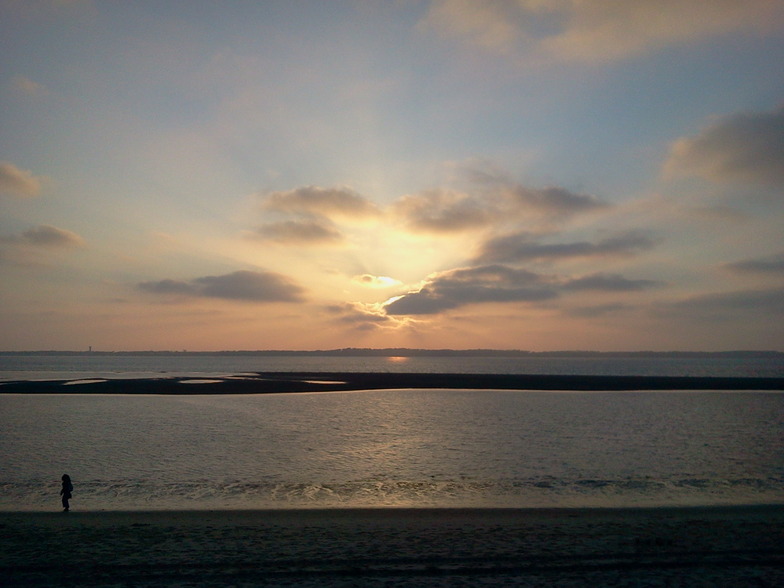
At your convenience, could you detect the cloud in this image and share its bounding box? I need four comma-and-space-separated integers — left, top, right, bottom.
325, 302, 392, 330
194, 271, 305, 301
724, 252, 784, 275
138, 270, 306, 302
384, 264, 557, 315
136, 278, 195, 296
562, 273, 662, 291
352, 274, 403, 288
250, 220, 345, 245
462, 161, 608, 215
567, 303, 633, 318
22, 225, 85, 247
421, 0, 784, 64
5, 0, 93, 14
0, 224, 85, 248
664, 106, 784, 186
474, 230, 656, 263
662, 287, 784, 318
0, 161, 43, 198
391, 177, 606, 235
12, 76, 47, 96
508, 185, 607, 216
382, 262, 661, 316
391, 188, 493, 233
260, 186, 380, 219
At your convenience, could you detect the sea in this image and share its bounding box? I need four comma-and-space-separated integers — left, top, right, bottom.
1, 353, 782, 511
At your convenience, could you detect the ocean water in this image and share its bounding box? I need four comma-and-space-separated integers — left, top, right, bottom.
1, 353, 783, 381
1, 389, 782, 511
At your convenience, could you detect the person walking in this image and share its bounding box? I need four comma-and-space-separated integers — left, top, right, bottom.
60, 474, 73, 511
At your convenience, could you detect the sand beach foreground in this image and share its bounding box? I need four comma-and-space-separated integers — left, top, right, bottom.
1, 506, 782, 586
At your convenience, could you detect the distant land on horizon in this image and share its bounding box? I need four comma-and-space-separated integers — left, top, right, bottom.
1, 349, 782, 358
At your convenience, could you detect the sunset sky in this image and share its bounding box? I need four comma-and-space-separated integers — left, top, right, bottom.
2, 1, 783, 352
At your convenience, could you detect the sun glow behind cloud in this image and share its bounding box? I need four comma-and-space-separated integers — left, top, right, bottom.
1, 1, 783, 351
353, 274, 404, 289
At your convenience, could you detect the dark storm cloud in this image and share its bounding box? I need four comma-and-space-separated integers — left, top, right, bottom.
474, 230, 655, 263
250, 220, 345, 245
724, 252, 784, 275
139, 270, 306, 302
384, 265, 558, 315
665, 105, 784, 186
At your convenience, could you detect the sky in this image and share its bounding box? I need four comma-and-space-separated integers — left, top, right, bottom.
1, 0, 783, 352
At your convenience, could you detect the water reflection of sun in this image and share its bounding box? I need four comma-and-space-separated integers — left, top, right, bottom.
386, 356, 409, 364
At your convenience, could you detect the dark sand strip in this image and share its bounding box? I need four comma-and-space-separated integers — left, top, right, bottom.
2, 371, 783, 394
1, 506, 782, 586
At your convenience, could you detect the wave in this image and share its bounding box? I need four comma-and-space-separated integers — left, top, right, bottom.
3, 475, 782, 511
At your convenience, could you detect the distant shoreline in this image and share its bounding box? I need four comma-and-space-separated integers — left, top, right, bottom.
2, 372, 783, 394
1, 348, 782, 358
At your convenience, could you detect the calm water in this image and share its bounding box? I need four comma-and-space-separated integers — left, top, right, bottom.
1, 390, 782, 511
1, 353, 783, 381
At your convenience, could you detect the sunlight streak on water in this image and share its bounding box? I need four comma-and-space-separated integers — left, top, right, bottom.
1, 389, 782, 511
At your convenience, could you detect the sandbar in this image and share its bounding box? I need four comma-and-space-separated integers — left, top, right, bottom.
2, 371, 783, 394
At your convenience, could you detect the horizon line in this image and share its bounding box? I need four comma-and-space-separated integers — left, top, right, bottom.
1, 348, 782, 356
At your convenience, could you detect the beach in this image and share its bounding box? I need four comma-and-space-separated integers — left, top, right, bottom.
1, 506, 783, 586
3, 372, 782, 584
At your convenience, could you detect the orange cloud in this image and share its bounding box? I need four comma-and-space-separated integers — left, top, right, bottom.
391, 180, 606, 236
391, 188, 493, 233
352, 274, 403, 288
0, 161, 43, 198
260, 185, 381, 220
421, 0, 784, 64
249, 220, 346, 245
1, 224, 84, 248
325, 301, 394, 331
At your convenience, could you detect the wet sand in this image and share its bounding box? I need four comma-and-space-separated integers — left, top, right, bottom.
1, 506, 782, 586
2, 371, 783, 394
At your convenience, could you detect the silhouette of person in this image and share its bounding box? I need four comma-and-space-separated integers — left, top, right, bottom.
60, 474, 73, 511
